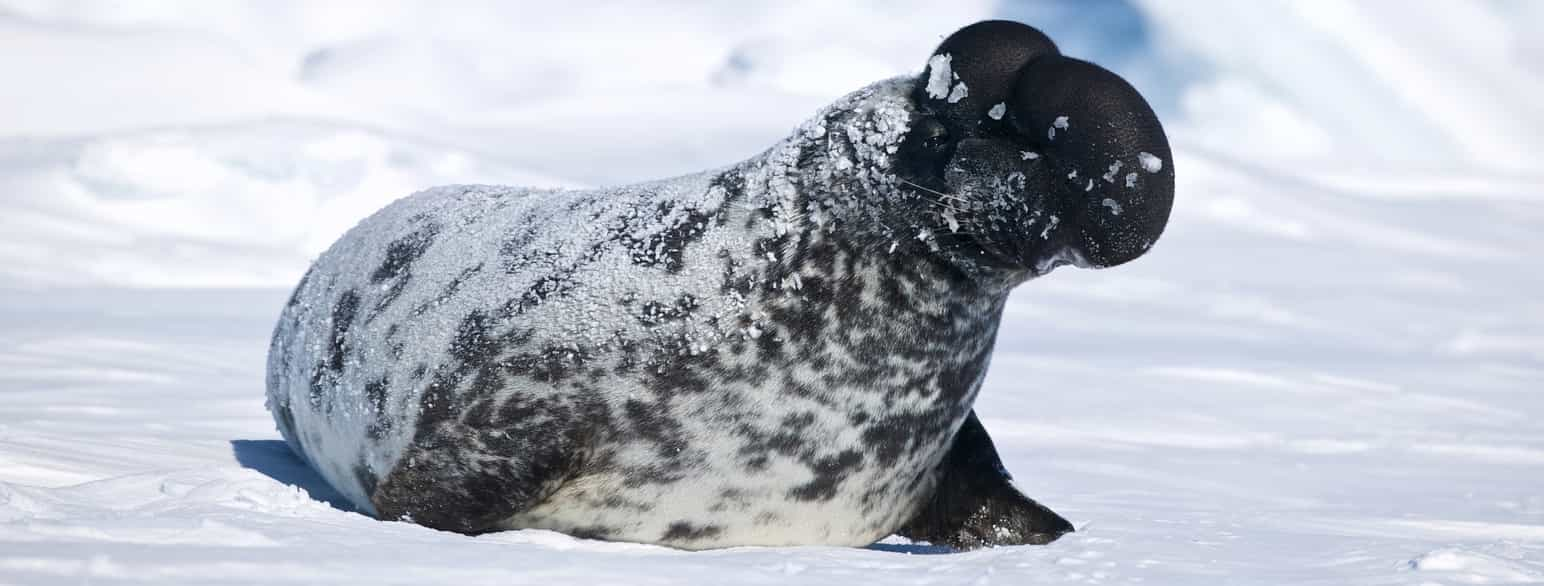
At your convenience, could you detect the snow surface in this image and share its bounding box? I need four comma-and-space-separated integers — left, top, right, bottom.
2, 1, 1543, 584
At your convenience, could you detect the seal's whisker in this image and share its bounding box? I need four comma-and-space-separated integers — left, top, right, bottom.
900, 179, 969, 204
925, 200, 970, 214
913, 193, 977, 215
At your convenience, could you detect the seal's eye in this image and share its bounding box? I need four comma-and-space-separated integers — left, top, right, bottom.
918, 119, 951, 151
900, 116, 956, 181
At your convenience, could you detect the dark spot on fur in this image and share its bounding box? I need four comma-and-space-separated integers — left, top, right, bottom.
753, 329, 784, 360
381, 324, 406, 360
788, 449, 864, 502
754, 511, 782, 526
354, 460, 379, 498
502, 345, 593, 384
635, 205, 713, 272
365, 376, 392, 438
449, 310, 500, 365
497, 223, 550, 274
861, 410, 958, 468
637, 294, 700, 327
285, 268, 313, 308
639, 333, 721, 395
306, 289, 361, 410
752, 237, 786, 273
620, 399, 690, 484
710, 170, 746, 226
718, 487, 747, 500
486, 392, 532, 425
328, 290, 360, 372
662, 521, 723, 542
735, 414, 808, 461
936, 348, 992, 404
603, 199, 716, 273
709, 487, 752, 513
499, 272, 578, 319
743, 454, 769, 472
781, 411, 815, 432
566, 525, 618, 540
613, 339, 640, 375
365, 223, 441, 321
411, 263, 485, 317
305, 369, 328, 411
415, 310, 511, 431
719, 253, 757, 298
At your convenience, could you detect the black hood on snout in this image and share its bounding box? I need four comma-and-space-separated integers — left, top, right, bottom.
909, 20, 1175, 272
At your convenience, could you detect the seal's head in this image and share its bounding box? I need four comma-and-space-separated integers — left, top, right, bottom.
783, 20, 1174, 284
899, 20, 1175, 278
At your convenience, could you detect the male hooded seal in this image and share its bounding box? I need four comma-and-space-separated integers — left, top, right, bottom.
266, 20, 1174, 550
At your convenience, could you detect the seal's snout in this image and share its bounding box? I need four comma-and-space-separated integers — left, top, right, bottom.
920, 20, 1174, 272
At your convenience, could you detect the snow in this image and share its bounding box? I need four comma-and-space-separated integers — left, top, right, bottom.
1408, 549, 1543, 583
1049, 115, 1070, 140
2, 1, 1543, 584
924, 52, 969, 104
1101, 198, 1123, 216
1102, 160, 1124, 184
1138, 151, 1164, 173
925, 53, 954, 100
946, 79, 969, 104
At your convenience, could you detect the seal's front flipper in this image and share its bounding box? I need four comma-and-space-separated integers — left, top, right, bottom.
898, 410, 1073, 549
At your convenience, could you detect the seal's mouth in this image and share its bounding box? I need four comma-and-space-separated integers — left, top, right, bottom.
912, 20, 1175, 278
1029, 246, 1092, 277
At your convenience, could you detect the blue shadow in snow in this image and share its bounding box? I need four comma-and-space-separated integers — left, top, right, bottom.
865, 542, 958, 555
230, 439, 362, 514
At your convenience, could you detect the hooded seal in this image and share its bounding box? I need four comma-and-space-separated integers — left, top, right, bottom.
266, 20, 1173, 550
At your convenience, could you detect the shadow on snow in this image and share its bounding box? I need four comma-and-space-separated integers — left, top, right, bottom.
230, 439, 361, 514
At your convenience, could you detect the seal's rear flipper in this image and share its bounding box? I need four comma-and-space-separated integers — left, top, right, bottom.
897, 410, 1073, 549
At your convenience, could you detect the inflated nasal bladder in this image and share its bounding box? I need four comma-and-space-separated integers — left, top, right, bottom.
916, 20, 1173, 270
